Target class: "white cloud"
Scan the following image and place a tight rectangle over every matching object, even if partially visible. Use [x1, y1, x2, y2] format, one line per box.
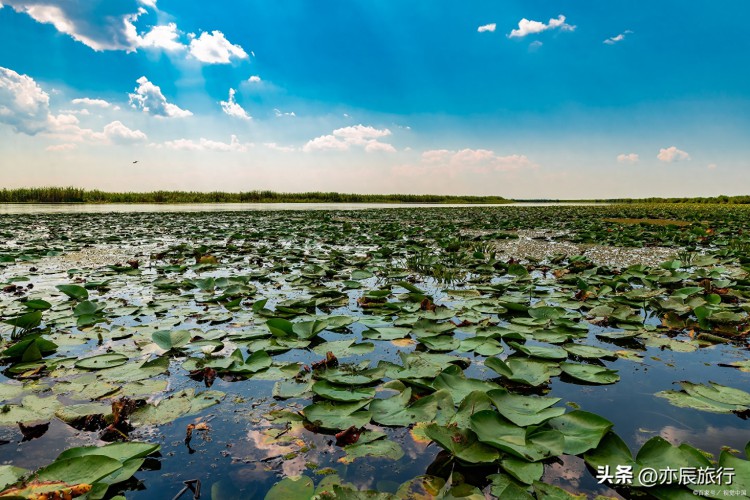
[303, 134, 349, 152]
[617, 153, 639, 164]
[46, 143, 77, 152]
[139, 22, 183, 51]
[425, 148, 534, 172]
[529, 40, 543, 50]
[71, 97, 113, 108]
[45, 114, 147, 145]
[0, 65, 149, 147]
[219, 88, 250, 120]
[395, 148, 535, 178]
[0, 65, 51, 134]
[274, 108, 295, 118]
[604, 30, 633, 45]
[162, 135, 250, 152]
[2, 0, 146, 51]
[248, 75, 261, 83]
[364, 141, 396, 153]
[61, 108, 90, 115]
[128, 76, 192, 118]
[333, 124, 391, 143]
[304, 124, 395, 153]
[508, 15, 575, 38]
[657, 146, 690, 163]
[2, 1, 255, 65]
[97, 120, 147, 144]
[189, 31, 248, 64]
[477, 23, 496, 33]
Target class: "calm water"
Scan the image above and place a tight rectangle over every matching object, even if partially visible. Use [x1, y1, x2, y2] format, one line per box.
[0, 202, 603, 214]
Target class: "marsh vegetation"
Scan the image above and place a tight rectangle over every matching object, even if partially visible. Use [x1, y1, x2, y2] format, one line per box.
[0, 204, 749, 499]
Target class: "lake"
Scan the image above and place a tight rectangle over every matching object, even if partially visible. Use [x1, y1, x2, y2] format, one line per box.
[0, 204, 748, 499]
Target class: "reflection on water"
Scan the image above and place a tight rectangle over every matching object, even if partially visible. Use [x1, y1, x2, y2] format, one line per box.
[0, 202, 602, 214]
[543, 455, 624, 499]
[654, 425, 750, 456]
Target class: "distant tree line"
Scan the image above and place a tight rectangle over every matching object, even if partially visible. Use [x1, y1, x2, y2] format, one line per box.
[599, 195, 750, 204]
[0, 187, 510, 204]
[517, 196, 750, 204]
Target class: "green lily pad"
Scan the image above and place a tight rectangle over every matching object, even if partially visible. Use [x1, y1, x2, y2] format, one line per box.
[129, 389, 224, 426]
[508, 342, 568, 361]
[502, 458, 543, 485]
[265, 476, 314, 500]
[547, 411, 614, 455]
[424, 423, 500, 464]
[470, 410, 564, 462]
[562, 344, 617, 360]
[432, 366, 500, 404]
[488, 473, 534, 499]
[370, 388, 447, 427]
[36, 455, 123, 485]
[75, 353, 129, 370]
[311, 380, 375, 402]
[485, 357, 562, 387]
[56, 284, 89, 301]
[303, 400, 371, 430]
[560, 362, 620, 385]
[0, 465, 28, 490]
[340, 430, 404, 464]
[655, 381, 750, 414]
[487, 388, 565, 427]
[152, 330, 191, 350]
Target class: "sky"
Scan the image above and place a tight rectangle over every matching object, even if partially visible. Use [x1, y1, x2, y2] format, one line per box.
[0, 0, 748, 199]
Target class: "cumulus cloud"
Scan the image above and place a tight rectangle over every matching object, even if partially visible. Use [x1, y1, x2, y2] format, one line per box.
[97, 120, 147, 144]
[364, 141, 396, 153]
[604, 30, 633, 45]
[617, 153, 639, 164]
[128, 76, 192, 118]
[162, 134, 250, 152]
[508, 15, 575, 38]
[248, 75, 261, 83]
[2, 1, 251, 65]
[657, 146, 690, 163]
[0, 65, 51, 134]
[1, 0, 147, 51]
[303, 124, 395, 153]
[0, 65, 147, 147]
[189, 31, 248, 64]
[138, 22, 183, 51]
[423, 148, 534, 172]
[394, 148, 535, 178]
[219, 88, 250, 120]
[71, 97, 114, 108]
[477, 23, 496, 33]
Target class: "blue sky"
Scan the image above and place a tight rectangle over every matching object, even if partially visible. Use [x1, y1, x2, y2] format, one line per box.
[1, 0, 748, 198]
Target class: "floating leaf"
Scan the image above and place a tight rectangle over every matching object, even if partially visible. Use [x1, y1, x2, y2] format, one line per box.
[56, 284, 89, 301]
[424, 423, 500, 464]
[547, 411, 613, 455]
[487, 389, 565, 427]
[75, 353, 128, 370]
[152, 330, 191, 350]
[560, 362, 620, 385]
[265, 476, 314, 500]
